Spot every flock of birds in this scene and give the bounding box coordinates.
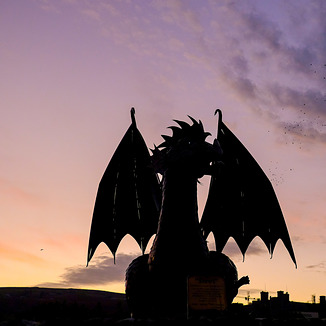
[267,63,325,186]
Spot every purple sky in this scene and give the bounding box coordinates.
[1,1,325,303]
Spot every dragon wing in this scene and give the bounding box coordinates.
[87,108,161,265]
[200,110,296,267]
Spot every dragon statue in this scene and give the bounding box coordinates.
[87,108,296,319]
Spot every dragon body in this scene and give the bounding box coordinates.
[87,108,296,318]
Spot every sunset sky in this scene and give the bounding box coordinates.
[1,1,326,304]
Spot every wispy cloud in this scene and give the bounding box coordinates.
[306,261,326,273]
[186,1,326,144]
[43,1,324,145]
[0,242,46,266]
[35,0,60,13]
[81,9,101,22]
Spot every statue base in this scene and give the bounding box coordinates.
[125,252,249,319]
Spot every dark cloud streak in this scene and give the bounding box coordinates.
[306,261,326,273]
[39,238,269,288]
[38,253,138,288]
[218,2,326,144]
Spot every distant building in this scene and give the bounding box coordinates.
[260,291,268,303]
[247,290,326,321]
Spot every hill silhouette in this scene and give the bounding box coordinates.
[0,287,129,325]
[2,287,324,325]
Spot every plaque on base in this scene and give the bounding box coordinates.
[187,275,227,317]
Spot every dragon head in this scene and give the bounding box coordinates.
[151,116,222,178]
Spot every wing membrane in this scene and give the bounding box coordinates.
[87,109,161,264]
[201,113,296,267]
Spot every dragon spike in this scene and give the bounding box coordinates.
[157,141,168,148]
[188,116,211,139]
[188,116,205,133]
[188,116,205,132]
[161,134,173,143]
[173,119,191,130]
[198,120,206,135]
[187,115,198,126]
[168,126,183,139]
[150,144,160,155]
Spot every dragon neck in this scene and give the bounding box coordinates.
[148,169,208,269]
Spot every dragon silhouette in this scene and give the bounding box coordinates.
[87,108,296,318]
